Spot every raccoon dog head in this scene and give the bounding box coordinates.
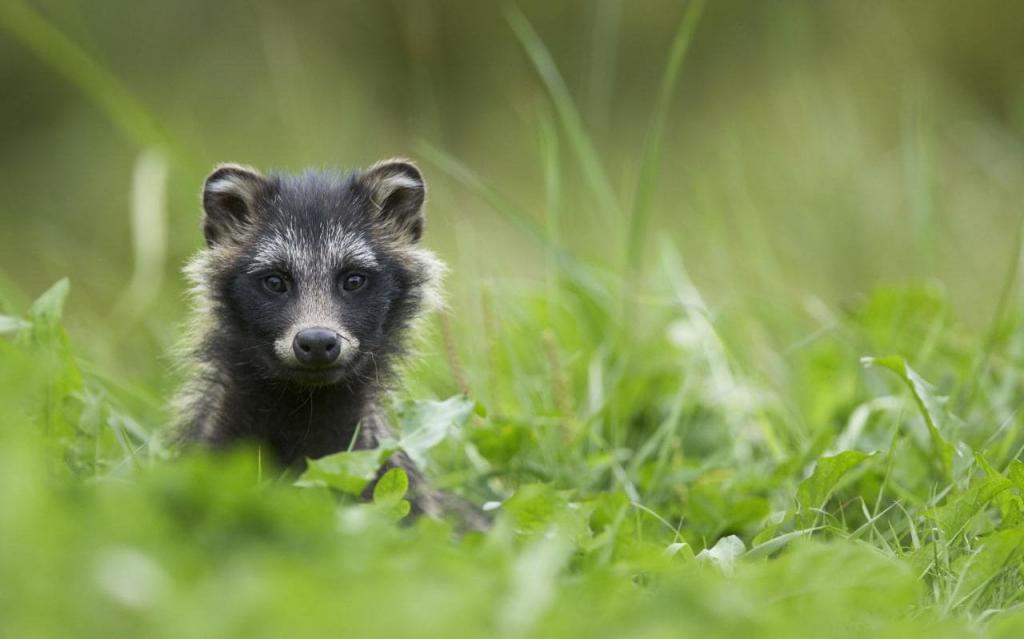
[190,159,443,388]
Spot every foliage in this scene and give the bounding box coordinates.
[3,1,1024,637]
[5,258,1024,637]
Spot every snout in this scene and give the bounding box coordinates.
[293,327,343,367]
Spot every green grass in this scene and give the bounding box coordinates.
[7,234,1024,638]
[4,2,1024,637]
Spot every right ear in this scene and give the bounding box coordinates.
[201,164,266,247]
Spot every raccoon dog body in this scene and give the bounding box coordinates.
[175,159,447,517]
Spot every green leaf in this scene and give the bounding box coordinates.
[950,529,1024,611]
[696,535,746,572]
[862,355,955,480]
[1006,459,1024,488]
[797,450,874,527]
[501,483,589,543]
[980,456,1024,528]
[372,467,409,507]
[928,474,1013,539]
[747,525,823,560]
[0,314,29,335]
[27,277,70,325]
[685,477,772,540]
[394,395,475,469]
[502,483,564,536]
[379,498,411,522]
[296,446,395,496]
[14,279,82,444]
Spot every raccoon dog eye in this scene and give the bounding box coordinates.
[263,274,289,294]
[341,272,367,292]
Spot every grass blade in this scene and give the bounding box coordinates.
[960,209,1024,407]
[111,149,170,322]
[504,5,620,224]
[414,139,613,308]
[626,0,706,273]
[862,355,955,481]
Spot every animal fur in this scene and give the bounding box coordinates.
[172,159,481,525]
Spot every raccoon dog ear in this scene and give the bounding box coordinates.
[361,159,426,243]
[201,164,266,247]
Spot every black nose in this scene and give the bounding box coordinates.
[293,327,341,367]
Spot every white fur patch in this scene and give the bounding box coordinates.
[406,246,446,313]
[205,177,249,194]
[248,226,378,275]
[369,173,421,209]
[205,165,263,203]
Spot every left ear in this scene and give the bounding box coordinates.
[360,159,426,243]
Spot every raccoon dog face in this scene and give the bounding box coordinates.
[192,160,442,387]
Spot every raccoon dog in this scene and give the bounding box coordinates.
[174,159,462,520]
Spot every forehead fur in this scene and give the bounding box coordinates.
[247,222,378,275]
[264,169,373,229]
[243,170,377,272]
[185,164,446,317]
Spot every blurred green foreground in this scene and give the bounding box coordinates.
[3,1,1024,637]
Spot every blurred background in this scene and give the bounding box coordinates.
[1,0,1023,398]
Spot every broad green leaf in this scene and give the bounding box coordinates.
[1006,459,1024,488]
[757,540,921,619]
[394,395,475,469]
[696,535,745,573]
[685,477,772,541]
[950,529,1024,611]
[751,516,783,549]
[746,528,820,560]
[797,450,874,527]
[377,498,411,522]
[296,446,395,496]
[928,474,1013,539]
[372,467,409,507]
[663,541,695,561]
[501,483,589,544]
[979,456,1023,528]
[502,483,565,536]
[862,355,955,480]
